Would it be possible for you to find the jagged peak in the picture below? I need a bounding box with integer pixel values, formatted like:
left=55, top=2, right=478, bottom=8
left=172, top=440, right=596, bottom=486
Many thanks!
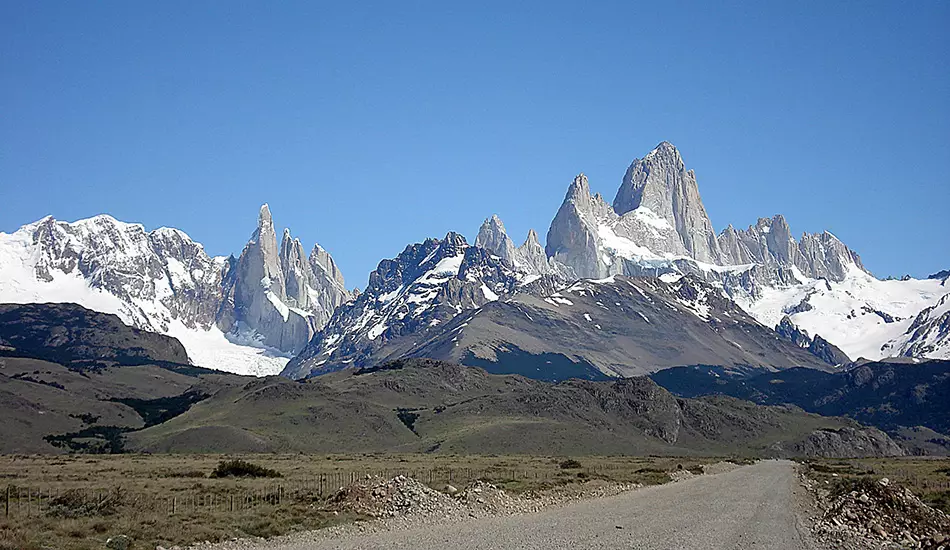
left=522, top=228, right=541, bottom=248
left=820, top=230, right=842, bottom=243
left=441, top=231, right=468, bottom=248
left=258, top=204, right=273, bottom=225
left=478, top=214, right=508, bottom=234
left=565, top=173, right=591, bottom=202
left=643, top=140, right=681, bottom=160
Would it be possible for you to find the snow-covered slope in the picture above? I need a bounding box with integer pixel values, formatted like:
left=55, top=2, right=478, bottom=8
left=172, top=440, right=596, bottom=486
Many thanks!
left=0, top=209, right=348, bottom=376
left=740, top=266, right=950, bottom=361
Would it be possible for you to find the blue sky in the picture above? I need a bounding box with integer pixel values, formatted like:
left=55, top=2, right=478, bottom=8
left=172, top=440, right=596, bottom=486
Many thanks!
left=2, top=1, right=947, bottom=286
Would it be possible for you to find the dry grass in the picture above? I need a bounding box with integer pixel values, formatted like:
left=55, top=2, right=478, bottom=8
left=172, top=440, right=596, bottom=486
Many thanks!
left=804, top=457, right=950, bottom=513
left=0, top=453, right=739, bottom=549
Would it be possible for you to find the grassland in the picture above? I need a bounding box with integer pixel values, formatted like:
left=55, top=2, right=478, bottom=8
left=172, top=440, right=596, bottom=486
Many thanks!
left=804, top=457, right=950, bottom=513
left=0, top=453, right=736, bottom=550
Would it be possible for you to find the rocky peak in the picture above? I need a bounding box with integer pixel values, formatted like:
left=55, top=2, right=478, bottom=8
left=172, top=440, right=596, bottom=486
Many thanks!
left=439, top=231, right=468, bottom=256
left=612, top=142, right=722, bottom=263
left=523, top=228, right=541, bottom=249
left=310, top=244, right=346, bottom=289
left=475, top=214, right=516, bottom=263
left=279, top=231, right=312, bottom=310
left=613, top=142, right=685, bottom=216
left=718, top=214, right=866, bottom=282
left=545, top=174, right=608, bottom=279
left=283, top=231, right=526, bottom=378
left=219, top=205, right=349, bottom=354
left=566, top=173, right=592, bottom=205
left=239, top=204, right=285, bottom=299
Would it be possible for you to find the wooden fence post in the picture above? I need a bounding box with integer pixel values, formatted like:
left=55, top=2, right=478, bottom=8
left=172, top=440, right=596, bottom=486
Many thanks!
left=5, top=486, right=9, bottom=517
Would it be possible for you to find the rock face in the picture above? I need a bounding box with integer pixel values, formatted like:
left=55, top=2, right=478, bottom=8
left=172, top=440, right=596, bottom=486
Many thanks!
left=775, top=316, right=851, bottom=365
left=781, top=426, right=905, bottom=457
left=718, top=215, right=866, bottom=282
left=476, top=215, right=558, bottom=277
left=0, top=206, right=348, bottom=373
left=613, top=142, right=722, bottom=263
left=884, top=293, right=950, bottom=359
left=2, top=214, right=229, bottom=334
left=540, top=141, right=945, bottom=362
left=545, top=143, right=867, bottom=287
left=218, top=205, right=348, bottom=354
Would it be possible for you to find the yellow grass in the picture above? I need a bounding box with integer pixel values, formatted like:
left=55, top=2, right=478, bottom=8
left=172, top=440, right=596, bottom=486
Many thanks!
left=0, top=453, right=730, bottom=549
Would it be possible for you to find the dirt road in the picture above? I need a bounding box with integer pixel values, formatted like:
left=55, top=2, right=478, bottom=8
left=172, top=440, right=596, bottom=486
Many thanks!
left=214, top=459, right=816, bottom=550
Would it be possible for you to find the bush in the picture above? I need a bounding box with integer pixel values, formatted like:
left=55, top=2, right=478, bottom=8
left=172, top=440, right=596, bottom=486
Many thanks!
left=210, top=460, right=282, bottom=479
left=47, top=488, right=124, bottom=517
left=559, top=459, right=582, bottom=470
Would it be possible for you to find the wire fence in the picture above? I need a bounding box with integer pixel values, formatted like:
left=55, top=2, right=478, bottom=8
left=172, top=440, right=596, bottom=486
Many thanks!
left=2, top=466, right=571, bottom=519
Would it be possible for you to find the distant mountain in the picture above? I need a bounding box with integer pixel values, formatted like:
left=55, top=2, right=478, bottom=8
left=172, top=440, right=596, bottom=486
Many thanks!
left=2, top=141, right=946, bottom=377
left=282, top=231, right=562, bottom=379
left=541, top=142, right=948, bottom=361
left=650, top=359, right=950, bottom=452
left=132, top=358, right=903, bottom=458
left=282, top=228, right=831, bottom=380
left=0, top=205, right=348, bottom=375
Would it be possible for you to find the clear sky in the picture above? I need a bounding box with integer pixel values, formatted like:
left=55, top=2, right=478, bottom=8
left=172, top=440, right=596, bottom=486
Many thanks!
left=2, top=1, right=948, bottom=286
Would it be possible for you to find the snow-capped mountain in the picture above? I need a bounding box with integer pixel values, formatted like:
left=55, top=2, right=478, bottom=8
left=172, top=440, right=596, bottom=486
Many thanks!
left=3, top=141, right=943, bottom=379
left=284, top=141, right=947, bottom=379
left=0, top=205, right=348, bottom=375
left=282, top=232, right=563, bottom=379
left=540, top=142, right=949, bottom=362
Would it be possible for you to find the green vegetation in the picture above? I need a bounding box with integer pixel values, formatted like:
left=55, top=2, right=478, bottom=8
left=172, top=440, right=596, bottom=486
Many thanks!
left=210, top=460, right=282, bottom=479
left=111, top=391, right=209, bottom=427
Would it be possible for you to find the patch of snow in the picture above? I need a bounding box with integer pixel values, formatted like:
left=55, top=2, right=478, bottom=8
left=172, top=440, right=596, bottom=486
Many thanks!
left=518, top=274, right=542, bottom=286
left=367, top=322, right=387, bottom=340
left=265, top=291, right=290, bottom=322
left=481, top=284, right=499, bottom=301
left=630, top=206, right=672, bottom=231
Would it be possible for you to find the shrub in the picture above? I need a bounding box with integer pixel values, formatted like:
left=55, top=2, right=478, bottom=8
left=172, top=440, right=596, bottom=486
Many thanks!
left=209, top=460, right=282, bottom=479
left=559, top=459, right=582, bottom=470
left=47, top=488, right=124, bottom=517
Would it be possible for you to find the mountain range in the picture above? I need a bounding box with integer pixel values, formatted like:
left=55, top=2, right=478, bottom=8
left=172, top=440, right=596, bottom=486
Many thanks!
left=0, top=302, right=904, bottom=457
left=2, top=141, right=948, bottom=378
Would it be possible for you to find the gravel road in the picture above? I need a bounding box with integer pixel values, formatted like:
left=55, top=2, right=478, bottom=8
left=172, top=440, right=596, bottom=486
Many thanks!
left=213, top=459, right=817, bottom=550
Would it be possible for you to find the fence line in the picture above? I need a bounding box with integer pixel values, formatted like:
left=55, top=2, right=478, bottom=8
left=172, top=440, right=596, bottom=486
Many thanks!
left=2, top=466, right=589, bottom=518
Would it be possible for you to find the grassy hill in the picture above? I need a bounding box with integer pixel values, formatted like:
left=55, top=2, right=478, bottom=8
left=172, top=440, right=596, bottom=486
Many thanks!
left=129, top=358, right=901, bottom=457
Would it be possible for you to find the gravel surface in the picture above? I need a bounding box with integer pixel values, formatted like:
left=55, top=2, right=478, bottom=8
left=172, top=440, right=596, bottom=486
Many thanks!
left=200, top=459, right=817, bottom=550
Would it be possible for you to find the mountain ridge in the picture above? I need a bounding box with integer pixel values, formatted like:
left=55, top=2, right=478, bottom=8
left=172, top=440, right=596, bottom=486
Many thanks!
left=2, top=141, right=947, bottom=377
